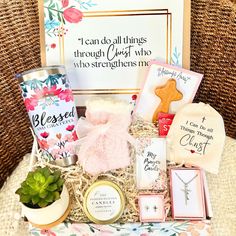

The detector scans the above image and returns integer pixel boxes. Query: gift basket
[1,0,235,236]
[13,62,226,236]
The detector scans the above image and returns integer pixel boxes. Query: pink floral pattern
[58,89,74,102]
[20,73,78,160]
[30,221,211,236]
[24,97,38,111]
[20,74,75,111]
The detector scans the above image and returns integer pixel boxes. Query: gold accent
[39,2,190,69]
[170,13,173,64]
[82,9,169,14]
[83,12,171,18]
[38,0,46,66]
[63,10,171,95]
[72,88,140,95]
[60,10,171,67]
[38,3,186,94]
[183,0,191,69]
[59,23,65,65]
[83,180,125,224]
[166,14,169,63]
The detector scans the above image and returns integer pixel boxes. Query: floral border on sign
[44,0,96,38]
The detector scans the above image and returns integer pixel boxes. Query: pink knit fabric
[76,111,134,175]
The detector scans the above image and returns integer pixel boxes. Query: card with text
[39,0,190,105]
[136,138,166,190]
[135,61,203,122]
[167,102,225,174]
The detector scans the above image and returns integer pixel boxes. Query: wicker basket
[0,0,235,187]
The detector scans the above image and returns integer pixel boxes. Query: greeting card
[134,61,203,122]
[39,0,190,106]
[167,102,225,174]
[136,138,166,190]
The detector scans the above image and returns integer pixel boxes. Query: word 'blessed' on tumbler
[17,65,78,166]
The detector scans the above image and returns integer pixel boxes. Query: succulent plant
[15,167,65,208]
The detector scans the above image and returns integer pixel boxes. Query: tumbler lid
[16,65,66,82]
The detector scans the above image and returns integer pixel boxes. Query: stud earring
[153,206,158,212]
[145,205,149,211]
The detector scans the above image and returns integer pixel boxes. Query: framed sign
[39,0,190,106]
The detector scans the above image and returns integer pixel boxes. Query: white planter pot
[21,185,69,225]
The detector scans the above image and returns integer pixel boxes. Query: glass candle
[17,65,78,166]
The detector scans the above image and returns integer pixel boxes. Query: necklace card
[170,168,205,220]
[136,138,166,190]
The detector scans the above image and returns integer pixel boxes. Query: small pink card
[138,194,165,222]
[134,61,203,122]
[170,168,206,220]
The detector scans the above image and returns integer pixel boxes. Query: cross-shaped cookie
[152,79,183,124]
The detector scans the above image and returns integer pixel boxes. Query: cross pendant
[181,184,191,205]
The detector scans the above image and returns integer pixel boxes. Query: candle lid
[83,180,125,224]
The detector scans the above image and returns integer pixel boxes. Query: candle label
[136,138,167,190]
[20,72,78,161]
[83,181,125,223]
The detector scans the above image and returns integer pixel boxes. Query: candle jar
[17,65,78,166]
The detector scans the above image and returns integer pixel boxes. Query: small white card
[170,168,206,220]
[135,61,203,122]
[136,138,166,190]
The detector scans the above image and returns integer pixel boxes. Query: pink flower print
[66,125,75,131]
[72,130,78,141]
[63,134,74,142]
[61,0,69,8]
[63,8,83,23]
[38,139,49,150]
[40,132,49,139]
[33,88,44,99]
[43,85,62,97]
[132,94,137,100]
[53,26,68,37]
[50,43,56,49]
[40,229,56,236]
[47,138,58,146]
[58,89,74,102]
[24,97,38,111]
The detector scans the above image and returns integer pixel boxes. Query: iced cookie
[152,79,183,124]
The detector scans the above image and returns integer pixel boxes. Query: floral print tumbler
[17,66,78,166]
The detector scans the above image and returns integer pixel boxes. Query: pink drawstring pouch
[76,98,134,175]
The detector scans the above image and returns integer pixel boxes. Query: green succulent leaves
[15,167,65,208]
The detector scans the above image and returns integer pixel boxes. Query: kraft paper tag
[167,103,225,174]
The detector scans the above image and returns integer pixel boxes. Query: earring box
[138,194,165,222]
[170,168,206,220]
